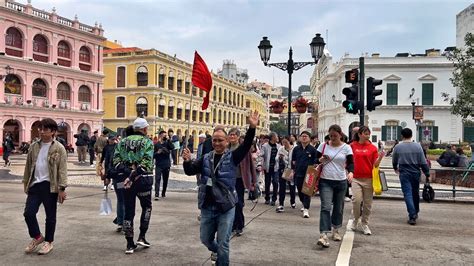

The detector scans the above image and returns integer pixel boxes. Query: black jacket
[74,132,90,147]
[154,141,174,168]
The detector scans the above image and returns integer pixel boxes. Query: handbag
[372,167,382,195]
[99,190,112,215]
[422,182,435,202]
[302,143,327,196]
[282,168,293,182]
[379,171,388,191]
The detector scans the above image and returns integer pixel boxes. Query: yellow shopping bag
[372,167,382,195]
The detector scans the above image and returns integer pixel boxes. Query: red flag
[192,51,213,110]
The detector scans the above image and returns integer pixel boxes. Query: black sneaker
[235,229,243,236]
[407,218,416,225]
[125,243,138,254]
[264,200,270,205]
[270,201,276,206]
[137,237,151,248]
[211,252,217,264]
[116,226,122,233]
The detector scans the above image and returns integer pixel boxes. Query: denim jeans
[200,205,235,266]
[113,180,125,226]
[399,172,420,219]
[319,179,347,233]
[264,169,279,202]
[233,178,245,231]
[23,181,58,242]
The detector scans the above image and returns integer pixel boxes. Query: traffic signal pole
[359,57,365,126]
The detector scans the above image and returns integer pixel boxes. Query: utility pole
[359,57,365,126]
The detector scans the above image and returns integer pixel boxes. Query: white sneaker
[102,186,107,191]
[110,185,114,191]
[350,219,359,232]
[344,197,351,202]
[317,233,330,248]
[300,207,305,212]
[90,164,95,168]
[332,228,342,241]
[276,206,284,213]
[303,209,309,218]
[361,224,372,235]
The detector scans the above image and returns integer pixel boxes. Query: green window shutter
[433,126,438,142]
[397,126,402,140]
[422,83,434,105]
[386,83,398,105]
[381,126,387,141]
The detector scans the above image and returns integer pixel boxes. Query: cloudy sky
[26,0,472,90]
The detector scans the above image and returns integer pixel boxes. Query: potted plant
[293,97,309,113]
[269,100,286,114]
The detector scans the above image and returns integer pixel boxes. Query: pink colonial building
[0,0,105,147]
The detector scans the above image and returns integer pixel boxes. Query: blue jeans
[200,205,235,266]
[113,180,125,226]
[399,173,420,219]
[319,179,347,233]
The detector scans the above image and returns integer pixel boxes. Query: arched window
[57,82,71,100]
[4,74,22,94]
[33,35,48,62]
[5,27,23,57]
[79,46,91,71]
[137,66,148,86]
[117,97,125,118]
[213,86,217,101]
[237,94,240,106]
[168,71,174,91]
[233,92,236,106]
[57,41,71,67]
[136,97,148,117]
[213,109,216,123]
[32,79,47,97]
[224,89,227,104]
[218,110,222,123]
[78,85,91,102]
[79,46,91,63]
[218,87,222,102]
[117,66,126,87]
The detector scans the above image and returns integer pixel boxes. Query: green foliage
[269,122,287,136]
[427,149,471,157]
[446,33,474,120]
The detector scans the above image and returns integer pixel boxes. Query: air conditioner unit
[43,100,50,107]
[4,96,11,104]
[81,103,89,111]
[60,101,66,109]
[16,97,23,105]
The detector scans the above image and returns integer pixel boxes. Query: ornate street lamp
[258,34,325,136]
[0,65,13,81]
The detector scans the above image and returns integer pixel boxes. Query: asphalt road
[0,183,473,265]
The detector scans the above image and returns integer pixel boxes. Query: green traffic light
[348,103,353,110]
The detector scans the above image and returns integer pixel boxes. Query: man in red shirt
[350,126,384,235]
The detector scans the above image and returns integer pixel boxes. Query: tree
[269,121,287,136]
[446,32,474,120]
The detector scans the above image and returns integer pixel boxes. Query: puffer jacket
[23,140,68,193]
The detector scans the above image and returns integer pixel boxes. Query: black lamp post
[258,34,325,136]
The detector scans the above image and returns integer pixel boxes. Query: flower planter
[272,106,284,114]
[296,105,307,113]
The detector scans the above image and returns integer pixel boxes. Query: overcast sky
[27,0,472,90]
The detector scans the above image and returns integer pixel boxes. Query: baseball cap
[133,117,149,129]
[199,133,206,138]
[108,134,117,140]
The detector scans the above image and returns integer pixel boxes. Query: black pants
[264,169,278,202]
[278,172,296,207]
[233,178,245,231]
[155,166,170,197]
[23,181,58,242]
[295,175,311,209]
[123,187,152,243]
[171,150,178,165]
[89,149,95,165]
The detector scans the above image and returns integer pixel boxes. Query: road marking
[335,219,355,266]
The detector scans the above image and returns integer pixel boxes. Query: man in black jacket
[153,131,174,200]
[74,129,89,164]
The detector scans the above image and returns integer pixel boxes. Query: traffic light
[366,77,383,111]
[342,69,359,114]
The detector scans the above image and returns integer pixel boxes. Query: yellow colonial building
[245,90,269,135]
[102,47,268,142]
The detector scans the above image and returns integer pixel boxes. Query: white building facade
[312,51,463,144]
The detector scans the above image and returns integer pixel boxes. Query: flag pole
[184,88,194,153]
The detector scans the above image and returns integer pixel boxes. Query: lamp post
[411,99,417,141]
[258,34,325,136]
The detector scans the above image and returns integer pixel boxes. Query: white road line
[335,219,355,266]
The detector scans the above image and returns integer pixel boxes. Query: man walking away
[260,132,281,206]
[89,130,98,167]
[23,118,67,255]
[74,129,89,164]
[392,128,430,225]
[113,117,154,254]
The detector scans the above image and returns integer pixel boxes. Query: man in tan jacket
[22,118,68,255]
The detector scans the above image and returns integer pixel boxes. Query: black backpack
[449,155,460,167]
